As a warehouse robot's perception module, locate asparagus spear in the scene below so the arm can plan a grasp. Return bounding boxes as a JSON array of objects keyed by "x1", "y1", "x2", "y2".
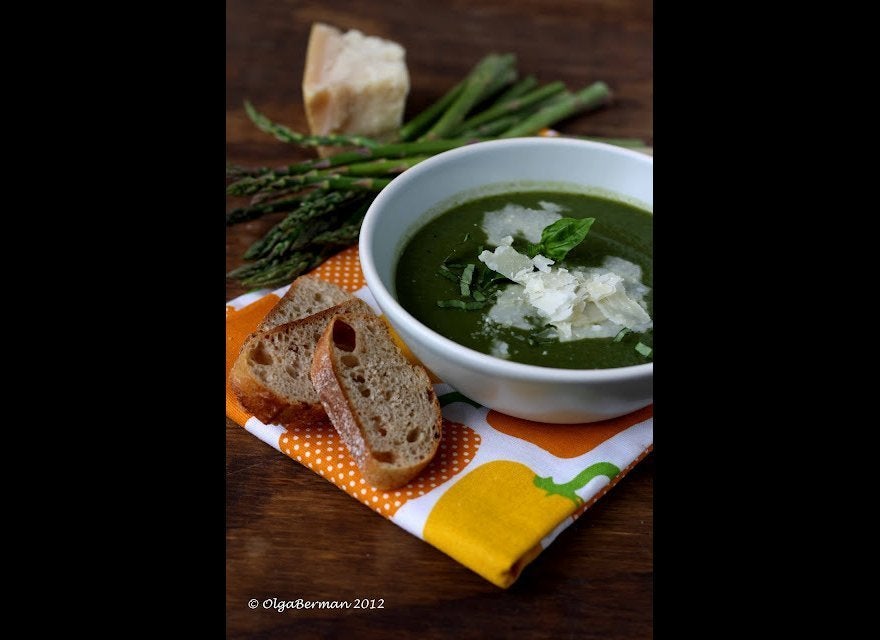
[
  {"x1": 450, "y1": 81, "x2": 566, "y2": 136},
  {"x1": 230, "y1": 196, "x2": 371, "y2": 288},
  {"x1": 250, "y1": 186, "x2": 305, "y2": 205},
  {"x1": 228, "y1": 172, "x2": 391, "y2": 197},
  {"x1": 226, "y1": 194, "x2": 309, "y2": 226},
  {"x1": 311, "y1": 201, "x2": 371, "y2": 250},
  {"x1": 499, "y1": 82, "x2": 611, "y2": 137},
  {"x1": 244, "y1": 191, "x2": 359, "y2": 260},
  {"x1": 304, "y1": 175, "x2": 391, "y2": 193},
  {"x1": 334, "y1": 155, "x2": 432, "y2": 176},
  {"x1": 455, "y1": 114, "x2": 521, "y2": 138},
  {"x1": 419, "y1": 53, "x2": 517, "y2": 140},
  {"x1": 228, "y1": 138, "x2": 470, "y2": 190},
  {"x1": 227, "y1": 252, "x2": 318, "y2": 289},
  {"x1": 490, "y1": 75, "x2": 538, "y2": 104},
  {"x1": 227, "y1": 163, "x2": 269, "y2": 179},
  {"x1": 397, "y1": 81, "x2": 465, "y2": 142},
  {"x1": 245, "y1": 101, "x2": 379, "y2": 148}
]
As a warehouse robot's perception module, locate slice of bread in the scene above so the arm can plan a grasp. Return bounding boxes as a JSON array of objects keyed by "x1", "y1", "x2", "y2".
[
  {"x1": 303, "y1": 22, "x2": 410, "y2": 154},
  {"x1": 310, "y1": 312, "x2": 442, "y2": 489},
  {"x1": 258, "y1": 275, "x2": 352, "y2": 332},
  {"x1": 231, "y1": 298, "x2": 373, "y2": 426}
]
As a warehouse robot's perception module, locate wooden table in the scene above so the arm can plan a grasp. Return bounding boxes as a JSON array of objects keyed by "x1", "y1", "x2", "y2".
[{"x1": 227, "y1": 1, "x2": 652, "y2": 637}]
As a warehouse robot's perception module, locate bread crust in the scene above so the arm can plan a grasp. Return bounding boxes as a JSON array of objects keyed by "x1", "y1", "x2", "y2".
[
  {"x1": 230, "y1": 296, "x2": 371, "y2": 427},
  {"x1": 230, "y1": 334, "x2": 327, "y2": 426},
  {"x1": 311, "y1": 314, "x2": 441, "y2": 490},
  {"x1": 257, "y1": 275, "x2": 351, "y2": 332}
]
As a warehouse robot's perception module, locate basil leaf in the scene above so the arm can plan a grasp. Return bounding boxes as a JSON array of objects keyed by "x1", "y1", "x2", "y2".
[{"x1": 534, "y1": 217, "x2": 595, "y2": 261}]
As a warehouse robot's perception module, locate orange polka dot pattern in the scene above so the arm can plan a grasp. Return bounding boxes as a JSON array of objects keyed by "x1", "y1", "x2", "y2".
[
  {"x1": 278, "y1": 419, "x2": 480, "y2": 517},
  {"x1": 309, "y1": 245, "x2": 365, "y2": 292}
]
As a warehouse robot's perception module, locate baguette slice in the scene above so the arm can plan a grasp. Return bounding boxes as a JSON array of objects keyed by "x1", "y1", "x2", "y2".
[
  {"x1": 310, "y1": 312, "x2": 442, "y2": 489},
  {"x1": 303, "y1": 22, "x2": 409, "y2": 155},
  {"x1": 231, "y1": 298, "x2": 373, "y2": 426},
  {"x1": 258, "y1": 275, "x2": 352, "y2": 332}
]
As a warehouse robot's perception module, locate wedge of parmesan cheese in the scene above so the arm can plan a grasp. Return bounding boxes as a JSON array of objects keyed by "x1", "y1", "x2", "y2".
[{"x1": 303, "y1": 23, "x2": 410, "y2": 153}]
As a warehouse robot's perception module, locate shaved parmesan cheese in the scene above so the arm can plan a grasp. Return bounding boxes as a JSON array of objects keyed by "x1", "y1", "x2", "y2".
[
  {"x1": 532, "y1": 254, "x2": 554, "y2": 273},
  {"x1": 482, "y1": 202, "x2": 564, "y2": 246},
  {"x1": 486, "y1": 285, "x2": 534, "y2": 329},
  {"x1": 521, "y1": 268, "x2": 581, "y2": 322},
  {"x1": 595, "y1": 292, "x2": 651, "y2": 328},
  {"x1": 581, "y1": 271, "x2": 623, "y2": 300},
  {"x1": 477, "y1": 245, "x2": 652, "y2": 343},
  {"x1": 478, "y1": 245, "x2": 536, "y2": 281},
  {"x1": 602, "y1": 255, "x2": 643, "y2": 283},
  {"x1": 490, "y1": 340, "x2": 510, "y2": 358}
]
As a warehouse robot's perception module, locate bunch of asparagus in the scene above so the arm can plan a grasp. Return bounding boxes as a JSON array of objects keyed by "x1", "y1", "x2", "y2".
[{"x1": 226, "y1": 53, "x2": 633, "y2": 290}]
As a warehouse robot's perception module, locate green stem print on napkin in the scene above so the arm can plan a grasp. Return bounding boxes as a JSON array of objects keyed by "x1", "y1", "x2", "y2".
[{"x1": 534, "y1": 462, "x2": 620, "y2": 506}]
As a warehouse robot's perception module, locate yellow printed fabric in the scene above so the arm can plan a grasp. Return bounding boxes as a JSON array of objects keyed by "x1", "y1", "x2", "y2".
[{"x1": 226, "y1": 245, "x2": 653, "y2": 588}]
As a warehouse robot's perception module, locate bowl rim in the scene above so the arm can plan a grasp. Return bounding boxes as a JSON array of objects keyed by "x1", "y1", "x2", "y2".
[{"x1": 359, "y1": 137, "x2": 653, "y2": 383}]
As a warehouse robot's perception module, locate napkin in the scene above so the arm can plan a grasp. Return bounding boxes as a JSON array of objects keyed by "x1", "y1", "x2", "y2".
[{"x1": 226, "y1": 245, "x2": 653, "y2": 588}]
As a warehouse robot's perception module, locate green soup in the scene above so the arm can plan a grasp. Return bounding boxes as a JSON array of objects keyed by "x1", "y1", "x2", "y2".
[{"x1": 394, "y1": 191, "x2": 653, "y2": 369}]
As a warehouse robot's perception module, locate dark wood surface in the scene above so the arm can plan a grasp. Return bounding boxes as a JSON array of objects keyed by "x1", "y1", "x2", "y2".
[{"x1": 227, "y1": 1, "x2": 652, "y2": 637}]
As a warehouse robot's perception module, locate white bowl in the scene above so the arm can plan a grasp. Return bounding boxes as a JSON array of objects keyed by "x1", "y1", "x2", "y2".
[{"x1": 360, "y1": 138, "x2": 653, "y2": 423}]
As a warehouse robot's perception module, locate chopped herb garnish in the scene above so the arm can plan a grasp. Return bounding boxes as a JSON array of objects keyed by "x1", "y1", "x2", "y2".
[
  {"x1": 436, "y1": 220, "x2": 584, "y2": 317},
  {"x1": 478, "y1": 264, "x2": 492, "y2": 287},
  {"x1": 527, "y1": 328, "x2": 557, "y2": 346},
  {"x1": 613, "y1": 327, "x2": 631, "y2": 343},
  {"x1": 635, "y1": 342, "x2": 652, "y2": 358},
  {"x1": 439, "y1": 257, "x2": 502, "y2": 307},
  {"x1": 528, "y1": 217, "x2": 595, "y2": 261},
  {"x1": 437, "y1": 265, "x2": 460, "y2": 283},
  {"x1": 460, "y1": 263, "x2": 475, "y2": 296},
  {"x1": 437, "y1": 299, "x2": 486, "y2": 310}
]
